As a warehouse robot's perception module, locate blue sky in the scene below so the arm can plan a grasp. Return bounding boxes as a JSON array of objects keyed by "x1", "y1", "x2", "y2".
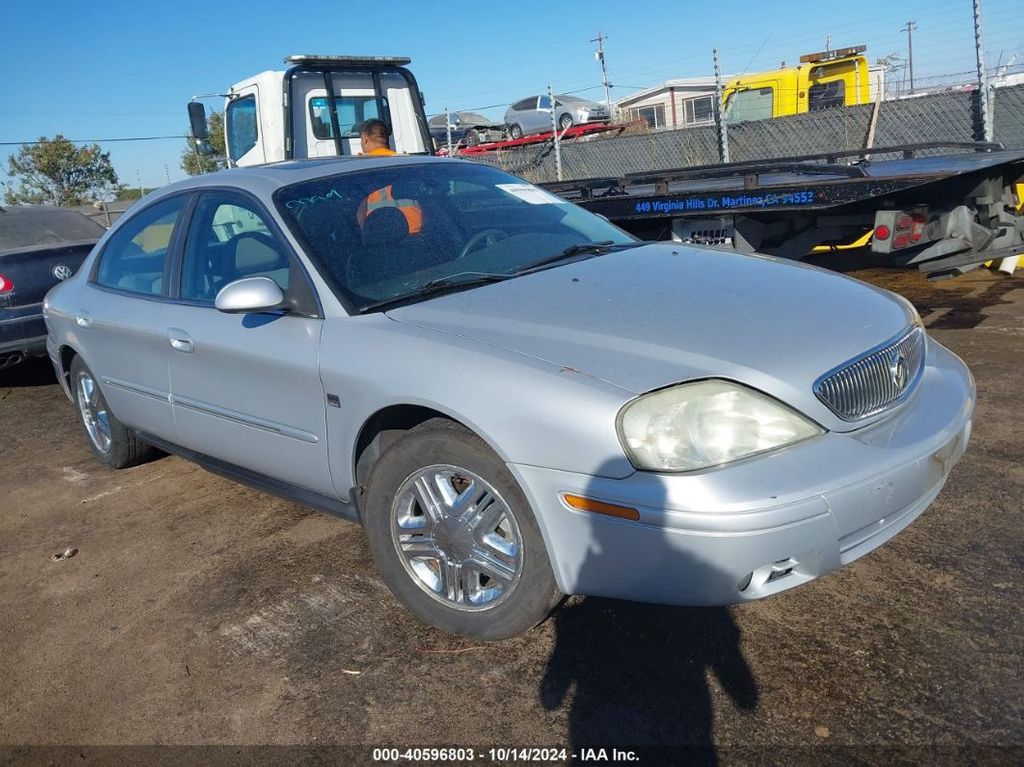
[{"x1": 2, "y1": 0, "x2": 1021, "y2": 193}]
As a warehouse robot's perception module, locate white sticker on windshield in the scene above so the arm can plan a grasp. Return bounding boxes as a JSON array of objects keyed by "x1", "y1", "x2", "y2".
[{"x1": 496, "y1": 183, "x2": 567, "y2": 205}]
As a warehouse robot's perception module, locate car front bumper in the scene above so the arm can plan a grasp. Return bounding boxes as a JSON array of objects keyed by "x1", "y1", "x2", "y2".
[{"x1": 509, "y1": 338, "x2": 975, "y2": 605}]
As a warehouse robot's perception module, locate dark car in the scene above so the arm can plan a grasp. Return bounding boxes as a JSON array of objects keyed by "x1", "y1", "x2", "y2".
[
  {"x1": 1, "y1": 206, "x2": 104, "y2": 369},
  {"x1": 428, "y1": 111, "x2": 505, "y2": 149}
]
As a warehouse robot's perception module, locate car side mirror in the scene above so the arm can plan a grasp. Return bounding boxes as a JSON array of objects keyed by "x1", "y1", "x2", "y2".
[{"x1": 214, "y1": 277, "x2": 285, "y2": 314}]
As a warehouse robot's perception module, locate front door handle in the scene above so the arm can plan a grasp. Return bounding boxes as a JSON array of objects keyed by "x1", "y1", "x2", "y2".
[
  {"x1": 168, "y1": 329, "x2": 194, "y2": 353},
  {"x1": 75, "y1": 313, "x2": 93, "y2": 329}
]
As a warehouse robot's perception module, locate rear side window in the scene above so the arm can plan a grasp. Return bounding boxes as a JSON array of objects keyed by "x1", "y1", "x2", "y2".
[
  {"x1": 94, "y1": 196, "x2": 185, "y2": 296},
  {"x1": 808, "y1": 80, "x2": 845, "y2": 111},
  {"x1": 309, "y1": 95, "x2": 381, "y2": 140},
  {"x1": 227, "y1": 95, "x2": 258, "y2": 162}
]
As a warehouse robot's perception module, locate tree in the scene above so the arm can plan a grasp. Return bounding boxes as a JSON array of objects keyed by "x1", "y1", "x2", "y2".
[
  {"x1": 181, "y1": 111, "x2": 226, "y2": 175},
  {"x1": 4, "y1": 135, "x2": 119, "y2": 207}
]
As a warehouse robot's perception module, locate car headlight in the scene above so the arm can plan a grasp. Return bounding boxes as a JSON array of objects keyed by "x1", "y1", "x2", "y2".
[{"x1": 616, "y1": 379, "x2": 824, "y2": 472}]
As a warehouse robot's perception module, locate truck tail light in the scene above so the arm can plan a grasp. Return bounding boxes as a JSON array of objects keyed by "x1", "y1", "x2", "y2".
[
  {"x1": 910, "y1": 213, "x2": 927, "y2": 243},
  {"x1": 0, "y1": 273, "x2": 12, "y2": 294}
]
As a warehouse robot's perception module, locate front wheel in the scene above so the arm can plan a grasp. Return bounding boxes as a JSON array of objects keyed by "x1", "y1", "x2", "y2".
[
  {"x1": 70, "y1": 356, "x2": 155, "y2": 469},
  {"x1": 363, "y1": 419, "x2": 561, "y2": 639},
  {"x1": 558, "y1": 113, "x2": 574, "y2": 131}
]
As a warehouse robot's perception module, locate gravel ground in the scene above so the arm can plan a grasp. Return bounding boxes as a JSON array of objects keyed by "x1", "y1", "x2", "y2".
[{"x1": 0, "y1": 267, "x2": 1021, "y2": 764}]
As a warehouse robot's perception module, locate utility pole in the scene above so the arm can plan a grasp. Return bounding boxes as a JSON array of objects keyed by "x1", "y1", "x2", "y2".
[
  {"x1": 902, "y1": 20, "x2": 917, "y2": 94},
  {"x1": 973, "y1": 0, "x2": 993, "y2": 142},
  {"x1": 713, "y1": 48, "x2": 730, "y2": 164},
  {"x1": 591, "y1": 32, "x2": 612, "y2": 113},
  {"x1": 445, "y1": 107, "x2": 454, "y2": 156}
]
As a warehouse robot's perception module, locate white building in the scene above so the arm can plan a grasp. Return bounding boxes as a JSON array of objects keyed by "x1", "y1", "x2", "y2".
[{"x1": 617, "y1": 77, "x2": 728, "y2": 130}]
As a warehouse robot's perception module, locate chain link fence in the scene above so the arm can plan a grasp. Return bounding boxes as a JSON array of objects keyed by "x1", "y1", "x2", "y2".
[{"x1": 474, "y1": 84, "x2": 1024, "y2": 184}]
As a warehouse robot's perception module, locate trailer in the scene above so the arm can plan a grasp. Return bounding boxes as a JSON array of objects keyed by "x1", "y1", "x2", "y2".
[{"x1": 541, "y1": 142, "x2": 1024, "y2": 278}]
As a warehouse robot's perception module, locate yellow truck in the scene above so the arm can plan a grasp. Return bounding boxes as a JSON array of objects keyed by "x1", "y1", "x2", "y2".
[{"x1": 723, "y1": 45, "x2": 879, "y2": 123}]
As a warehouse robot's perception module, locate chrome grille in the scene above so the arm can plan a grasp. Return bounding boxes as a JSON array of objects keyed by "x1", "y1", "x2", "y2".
[{"x1": 814, "y1": 327, "x2": 925, "y2": 421}]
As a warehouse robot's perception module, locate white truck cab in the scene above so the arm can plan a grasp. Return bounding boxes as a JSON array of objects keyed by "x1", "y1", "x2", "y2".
[{"x1": 188, "y1": 55, "x2": 432, "y2": 167}]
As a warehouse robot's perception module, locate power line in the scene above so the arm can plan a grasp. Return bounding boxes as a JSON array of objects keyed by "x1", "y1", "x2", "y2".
[{"x1": 0, "y1": 135, "x2": 185, "y2": 147}]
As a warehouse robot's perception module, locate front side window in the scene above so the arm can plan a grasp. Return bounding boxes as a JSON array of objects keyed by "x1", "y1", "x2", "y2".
[
  {"x1": 226, "y1": 95, "x2": 258, "y2": 162},
  {"x1": 725, "y1": 87, "x2": 774, "y2": 123},
  {"x1": 275, "y1": 163, "x2": 635, "y2": 312},
  {"x1": 94, "y1": 196, "x2": 185, "y2": 296},
  {"x1": 537, "y1": 95, "x2": 552, "y2": 110},
  {"x1": 180, "y1": 194, "x2": 290, "y2": 303}
]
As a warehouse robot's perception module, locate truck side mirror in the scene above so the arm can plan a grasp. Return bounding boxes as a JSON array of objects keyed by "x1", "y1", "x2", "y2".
[{"x1": 188, "y1": 102, "x2": 211, "y2": 154}]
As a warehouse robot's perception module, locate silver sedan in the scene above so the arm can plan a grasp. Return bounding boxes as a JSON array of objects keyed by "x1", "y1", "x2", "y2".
[
  {"x1": 44, "y1": 157, "x2": 974, "y2": 638},
  {"x1": 504, "y1": 94, "x2": 610, "y2": 138}
]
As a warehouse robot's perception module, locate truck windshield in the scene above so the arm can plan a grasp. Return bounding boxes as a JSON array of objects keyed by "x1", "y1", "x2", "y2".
[{"x1": 274, "y1": 162, "x2": 635, "y2": 312}]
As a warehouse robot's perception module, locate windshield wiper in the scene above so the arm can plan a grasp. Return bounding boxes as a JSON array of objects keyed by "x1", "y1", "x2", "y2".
[
  {"x1": 359, "y1": 272, "x2": 511, "y2": 313},
  {"x1": 515, "y1": 240, "x2": 638, "y2": 275}
]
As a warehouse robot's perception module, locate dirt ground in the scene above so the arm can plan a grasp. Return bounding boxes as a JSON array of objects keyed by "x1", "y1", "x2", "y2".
[{"x1": 1, "y1": 267, "x2": 1022, "y2": 763}]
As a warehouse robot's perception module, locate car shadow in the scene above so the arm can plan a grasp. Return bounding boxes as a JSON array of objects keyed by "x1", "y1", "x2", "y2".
[
  {"x1": 0, "y1": 356, "x2": 57, "y2": 388},
  {"x1": 539, "y1": 460, "x2": 758, "y2": 762}
]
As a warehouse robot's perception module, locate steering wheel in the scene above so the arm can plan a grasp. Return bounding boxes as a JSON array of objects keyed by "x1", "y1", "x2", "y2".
[{"x1": 459, "y1": 228, "x2": 509, "y2": 259}]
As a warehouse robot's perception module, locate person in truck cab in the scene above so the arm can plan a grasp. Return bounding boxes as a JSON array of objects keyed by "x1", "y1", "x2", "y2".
[
  {"x1": 357, "y1": 119, "x2": 423, "y2": 235},
  {"x1": 359, "y1": 118, "x2": 396, "y2": 157}
]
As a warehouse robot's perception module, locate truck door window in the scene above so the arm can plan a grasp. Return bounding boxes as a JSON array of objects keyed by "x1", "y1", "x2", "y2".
[
  {"x1": 725, "y1": 87, "x2": 774, "y2": 123},
  {"x1": 226, "y1": 95, "x2": 258, "y2": 161},
  {"x1": 309, "y1": 96, "x2": 381, "y2": 140},
  {"x1": 808, "y1": 80, "x2": 845, "y2": 111}
]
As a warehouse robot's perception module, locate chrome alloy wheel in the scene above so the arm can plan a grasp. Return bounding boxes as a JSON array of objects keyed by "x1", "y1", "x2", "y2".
[
  {"x1": 76, "y1": 370, "x2": 112, "y2": 454},
  {"x1": 391, "y1": 465, "x2": 523, "y2": 610}
]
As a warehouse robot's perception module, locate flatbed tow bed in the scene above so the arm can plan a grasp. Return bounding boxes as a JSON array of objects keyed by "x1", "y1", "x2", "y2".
[{"x1": 541, "y1": 142, "x2": 1024, "y2": 278}]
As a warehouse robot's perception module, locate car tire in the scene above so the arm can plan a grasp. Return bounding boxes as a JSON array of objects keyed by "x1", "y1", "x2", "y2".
[
  {"x1": 559, "y1": 113, "x2": 574, "y2": 131},
  {"x1": 509, "y1": 123, "x2": 523, "y2": 140},
  {"x1": 363, "y1": 418, "x2": 562, "y2": 639},
  {"x1": 463, "y1": 129, "x2": 480, "y2": 147},
  {"x1": 70, "y1": 356, "x2": 155, "y2": 469}
]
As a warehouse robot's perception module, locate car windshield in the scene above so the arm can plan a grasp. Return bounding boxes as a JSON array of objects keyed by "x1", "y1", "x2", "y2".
[{"x1": 274, "y1": 162, "x2": 636, "y2": 312}]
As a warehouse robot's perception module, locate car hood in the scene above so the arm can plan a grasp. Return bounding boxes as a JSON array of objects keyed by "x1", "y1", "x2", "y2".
[{"x1": 386, "y1": 244, "x2": 917, "y2": 429}]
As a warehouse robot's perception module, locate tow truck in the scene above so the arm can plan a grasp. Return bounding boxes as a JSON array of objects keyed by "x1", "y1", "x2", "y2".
[
  {"x1": 542, "y1": 143, "x2": 1024, "y2": 278},
  {"x1": 185, "y1": 55, "x2": 1024, "y2": 278},
  {"x1": 187, "y1": 54, "x2": 432, "y2": 165}
]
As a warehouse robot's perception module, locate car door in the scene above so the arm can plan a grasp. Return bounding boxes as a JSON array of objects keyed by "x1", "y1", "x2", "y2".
[
  {"x1": 78, "y1": 194, "x2": 188, "y2": 439},
  {"x1": 163, "y1": 190, "x2": 334, "y2": 496},
  {"x1": 531, "y1": 95, "x2": 552, "y2": 134}
]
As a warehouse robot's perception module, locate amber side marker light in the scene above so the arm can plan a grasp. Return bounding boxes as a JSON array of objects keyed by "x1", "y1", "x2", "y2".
[{"x1": 562, "y1": 494, "x2": 641, "y2": 521}]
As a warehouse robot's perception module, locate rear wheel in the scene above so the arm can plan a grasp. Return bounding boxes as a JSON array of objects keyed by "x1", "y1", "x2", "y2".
[
  {"x1": 509, "y1": 123, "x2": 523, "y2": 140},
  {"x1": 70, "y1": 356, "x2": 155, "y2": 469},
  {"x1": 363, "y1": 419, "x2": 561, "y2": 639}
]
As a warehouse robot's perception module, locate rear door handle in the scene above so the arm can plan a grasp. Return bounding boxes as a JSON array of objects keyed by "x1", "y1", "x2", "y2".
[
  {"x1": 168, "y1": 329, "x2": 194, "y2": 353},
  {"x1": 75, "y1": 313, "x2": 93, "y2": 329}
]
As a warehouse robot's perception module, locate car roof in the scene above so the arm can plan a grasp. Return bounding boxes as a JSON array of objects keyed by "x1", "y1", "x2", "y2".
[{"x1": 151, "y1": 155, "x2": 454, "y2": 200}]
